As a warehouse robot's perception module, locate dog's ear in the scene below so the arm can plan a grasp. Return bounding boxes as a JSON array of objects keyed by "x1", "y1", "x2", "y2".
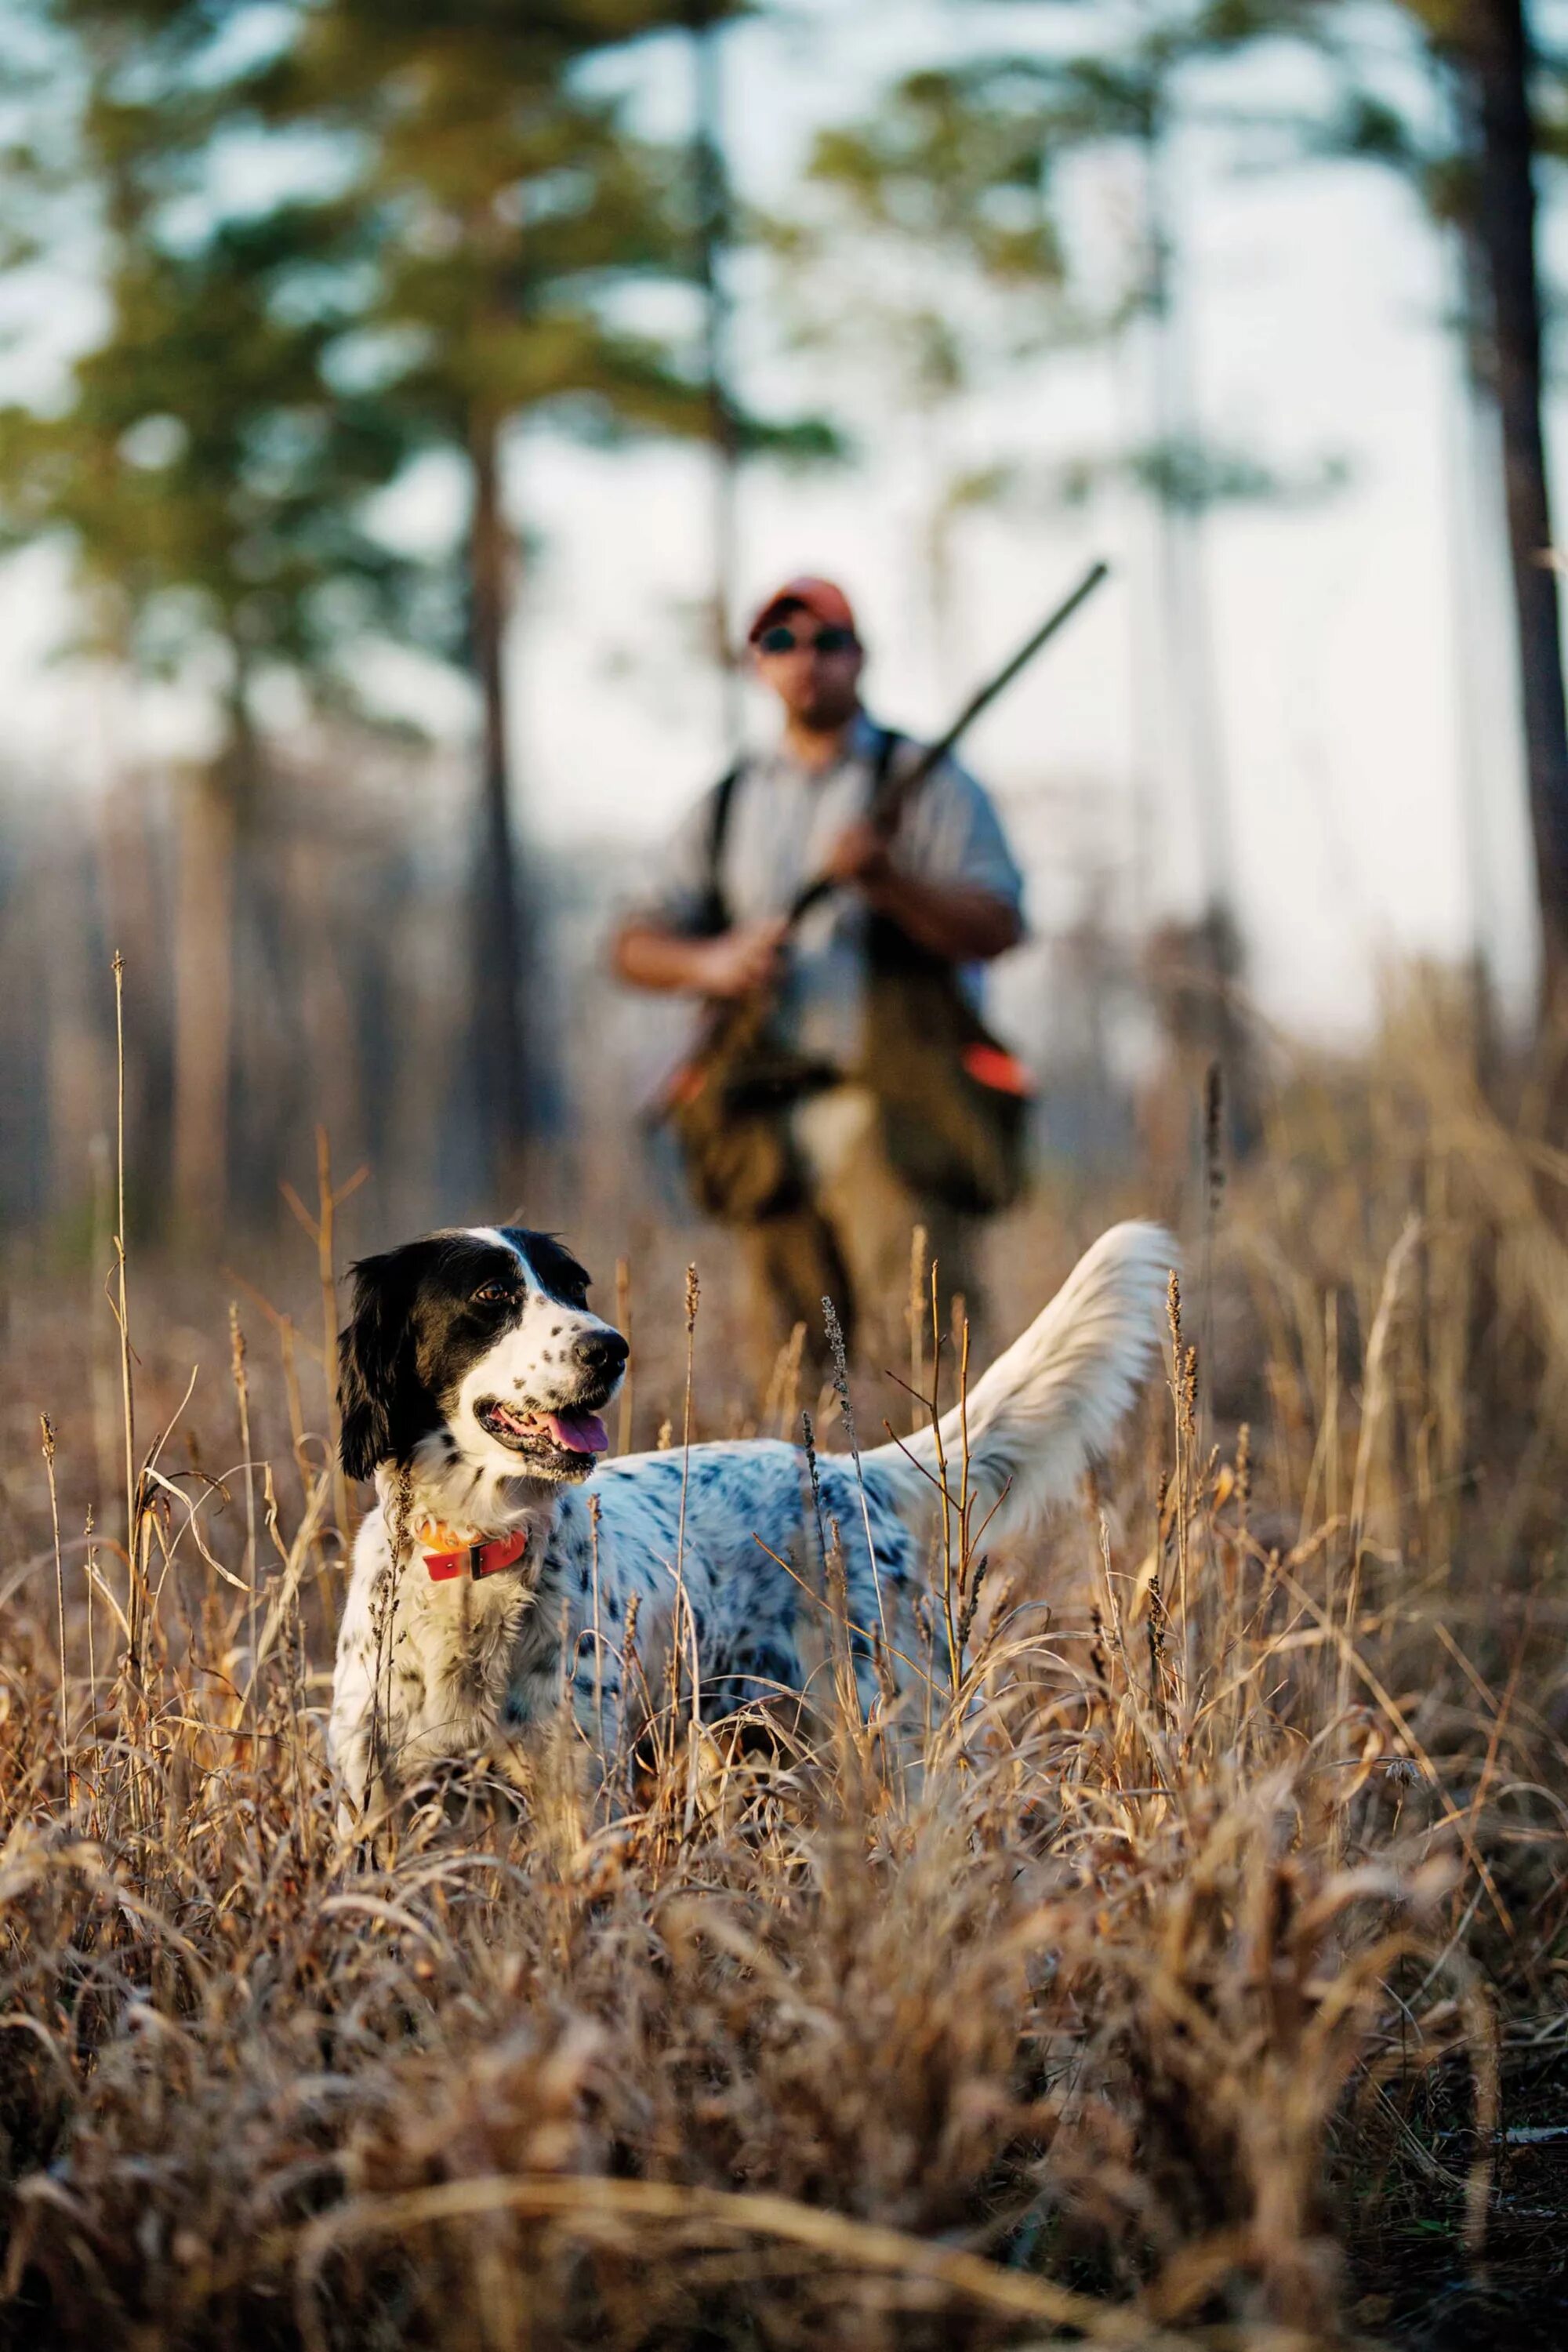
[{"x1": 338, "y1": 1251, "x2": 412, "y2": 1483}]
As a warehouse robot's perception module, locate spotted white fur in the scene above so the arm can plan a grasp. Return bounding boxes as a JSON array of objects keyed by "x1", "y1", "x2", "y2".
[{"x1": 327, "y1": 1220, "x2": 1176, "y2": 1825}]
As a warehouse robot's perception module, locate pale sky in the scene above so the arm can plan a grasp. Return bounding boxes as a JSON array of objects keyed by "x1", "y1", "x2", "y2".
[{"x1": 0, "y1": 0, "x2": 1556, "y2": 1044}]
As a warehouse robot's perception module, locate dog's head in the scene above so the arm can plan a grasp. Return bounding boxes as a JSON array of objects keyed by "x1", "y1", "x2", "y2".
[{"x1": 338, "y1": 1225, "x2": 628, "y2": 1486}]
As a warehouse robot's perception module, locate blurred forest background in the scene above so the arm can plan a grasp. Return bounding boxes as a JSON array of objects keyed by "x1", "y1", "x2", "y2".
[{"x1": 5, "y1": 0, "x2": 1568, "y2": 1255}]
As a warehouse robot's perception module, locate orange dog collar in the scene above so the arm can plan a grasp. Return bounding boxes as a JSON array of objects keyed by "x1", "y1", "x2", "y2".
[{"x1": 419, "y1": 1522, "x2": 530, "y2": 1583}]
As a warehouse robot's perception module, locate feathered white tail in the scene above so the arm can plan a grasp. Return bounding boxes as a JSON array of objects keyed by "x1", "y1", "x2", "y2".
[{"x1": 871, "y1": 1221, "x2": 1177, "y2": 1545}]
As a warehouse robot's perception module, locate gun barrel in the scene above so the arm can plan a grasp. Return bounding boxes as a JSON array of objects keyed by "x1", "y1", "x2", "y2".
[
  {"x1": 787, "y1": 557, "x2": 1110, "y2": 927},
  {"x1": 909, "y1": 557, "x2": 1109, "y2": 793}
]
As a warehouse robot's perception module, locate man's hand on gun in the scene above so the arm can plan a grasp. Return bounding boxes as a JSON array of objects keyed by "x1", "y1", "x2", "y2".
[
  {"x1": 694, "y1": 915, "x2": 789, "y2": 1000},
  {"x1": 818, "y1": 819, "x2": 891, "y2": 890}
]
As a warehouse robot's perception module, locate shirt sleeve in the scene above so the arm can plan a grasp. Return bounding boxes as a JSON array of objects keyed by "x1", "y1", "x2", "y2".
[
  {"x1": 893, "y1": 753, "x2": 1026, "y2": 916},
  {"x1": 620, "y1": 783, "x2": 724, "y2": 935}
]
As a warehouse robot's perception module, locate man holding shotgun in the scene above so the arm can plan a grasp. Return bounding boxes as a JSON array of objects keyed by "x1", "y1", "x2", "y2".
[{"x1": 614, "y1": 569, "x2": 1099, "y2": 1386}]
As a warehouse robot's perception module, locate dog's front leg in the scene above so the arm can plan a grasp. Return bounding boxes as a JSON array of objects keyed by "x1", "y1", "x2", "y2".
[
  {"x1": 561, "y1": 1618, "x2": 637, "y2": 1784},
  {"x1": 488, "y1": 1649, "x2": 626, "y2": 1822},
  {"x1": 327, "y1": 1626, "x2": 403, "y2": 1850},
  {"x1": 328, "y1": 1709, "x2": 398, "y2": 1850}
]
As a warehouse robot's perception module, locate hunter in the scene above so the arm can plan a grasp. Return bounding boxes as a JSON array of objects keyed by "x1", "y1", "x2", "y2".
[{"x1": 612, "y1": 575, "x2": 1027, "y2": 1385}]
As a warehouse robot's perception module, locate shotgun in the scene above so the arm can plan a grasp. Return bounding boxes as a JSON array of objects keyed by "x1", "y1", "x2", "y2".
[{"x1": 787, "y1": 557, "x2": 1110, "y2": 927}]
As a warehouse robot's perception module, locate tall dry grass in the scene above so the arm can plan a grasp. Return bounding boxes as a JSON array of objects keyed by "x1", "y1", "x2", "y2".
[{"x1": 2, "y1": 982, "x2": 1566, "y2": 2350}]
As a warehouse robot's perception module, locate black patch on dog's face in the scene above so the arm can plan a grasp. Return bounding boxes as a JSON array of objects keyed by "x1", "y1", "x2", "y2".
[
  {"x1": 499, "y1": 1227, "x2": 590, "y2": 1309},
  {"x1": 337, "y1": 1227, "x2": 623, "y2": 1482}
]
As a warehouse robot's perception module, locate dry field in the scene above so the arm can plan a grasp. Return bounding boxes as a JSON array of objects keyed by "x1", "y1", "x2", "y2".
[{"x1": 2, "y1": 991, "x2": 1567, "y2": 2350}]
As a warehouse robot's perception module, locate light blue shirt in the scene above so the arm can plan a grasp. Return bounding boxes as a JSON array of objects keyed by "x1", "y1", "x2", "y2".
[{"x1": 637, "y1": 711, "x2": 1025, "y2": 1067}]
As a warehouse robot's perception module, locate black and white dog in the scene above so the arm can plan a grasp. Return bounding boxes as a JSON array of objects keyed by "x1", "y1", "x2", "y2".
[{"x1": 327, "y1": 1221, "x2": 1174, "y2": 1821}]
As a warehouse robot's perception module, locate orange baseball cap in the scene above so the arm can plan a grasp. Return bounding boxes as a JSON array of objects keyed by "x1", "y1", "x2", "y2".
[{"x1": 746, "y1": 575, "x2": 859, "y2": 644}]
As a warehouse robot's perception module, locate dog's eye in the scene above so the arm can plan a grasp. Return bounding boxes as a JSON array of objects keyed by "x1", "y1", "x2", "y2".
[{"x1": 473, "y1": 1282, "x2": 511, "y2": 1305}]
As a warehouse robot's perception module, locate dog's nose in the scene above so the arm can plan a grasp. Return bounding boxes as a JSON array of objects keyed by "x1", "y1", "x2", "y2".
[{"x1": 574, "y1": 1328, "x2": 629, "y2": 1381}]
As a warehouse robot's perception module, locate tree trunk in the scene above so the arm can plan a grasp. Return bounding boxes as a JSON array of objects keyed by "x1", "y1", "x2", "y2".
[
  {"x1": 691, "y1": 3, "x2": 742, "y2": 754},
  {"x1": 1140, "y1": 109, "x2": 1236, "y2": 927},
  {"x1": 171, "y1": 760, "x2": 236, "y2": 1240},
  {"x1": 467, "y1": 405, "x2": 528, "y2": 1190},
  {"x1": 1465, "y1": 0, "x2": 1568, "y2": 1005}
]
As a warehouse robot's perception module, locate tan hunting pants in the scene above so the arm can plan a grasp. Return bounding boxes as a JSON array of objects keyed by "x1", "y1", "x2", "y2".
[{"x1": 739, "y1": 1083, "x2": 982, "y2": 1397}]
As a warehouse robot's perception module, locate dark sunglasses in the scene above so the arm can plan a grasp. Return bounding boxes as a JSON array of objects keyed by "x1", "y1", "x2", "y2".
[{"x1": 755, "y1": 622, "x2": 858, "y2": 656}]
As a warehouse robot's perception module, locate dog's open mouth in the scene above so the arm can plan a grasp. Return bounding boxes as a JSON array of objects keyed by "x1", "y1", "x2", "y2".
[{"x1": 476, "y1": 1398, "x2": 610, "y2": 1462}]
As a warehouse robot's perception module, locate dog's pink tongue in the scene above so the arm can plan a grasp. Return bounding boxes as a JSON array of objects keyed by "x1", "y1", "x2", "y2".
[{"x1": 546, "y1": 1408, "x2": 609, "y2": 1454}]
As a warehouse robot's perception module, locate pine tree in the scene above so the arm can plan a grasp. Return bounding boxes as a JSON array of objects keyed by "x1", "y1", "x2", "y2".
[
  {"x1": 1288, "y1": 0, "x2": 1568, "y2": 1010},
  {"x1": 786, "y1": 14, "x2": 1341, "y2": 921},
  {"x1": 688, "y1": 0, "x2": 744, "y2": 750},
  {"x1": 797, "y1": 0, "x2": 1568, "y2": 1029},
  {"x1": 255, "y1": 0, "x2": 753, "y2": 1191},
  {"x1": 0, "y1": 9, "x2": 423, "y2": 1229},
  {"x1": 788, "y1": 8, "x2": 1360, "y2": 1159},
  {"x1": 779, "y1": 65, "x2": 1068, "y2": 695},
  {"x1": 5, "y1": 0, "x2": 813, "y2": 1204}
]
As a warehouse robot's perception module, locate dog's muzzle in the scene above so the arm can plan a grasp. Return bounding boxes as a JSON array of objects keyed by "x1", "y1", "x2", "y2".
[{"x1": 474, "y1": 1328, "x2": 629, "y2": 1472}]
